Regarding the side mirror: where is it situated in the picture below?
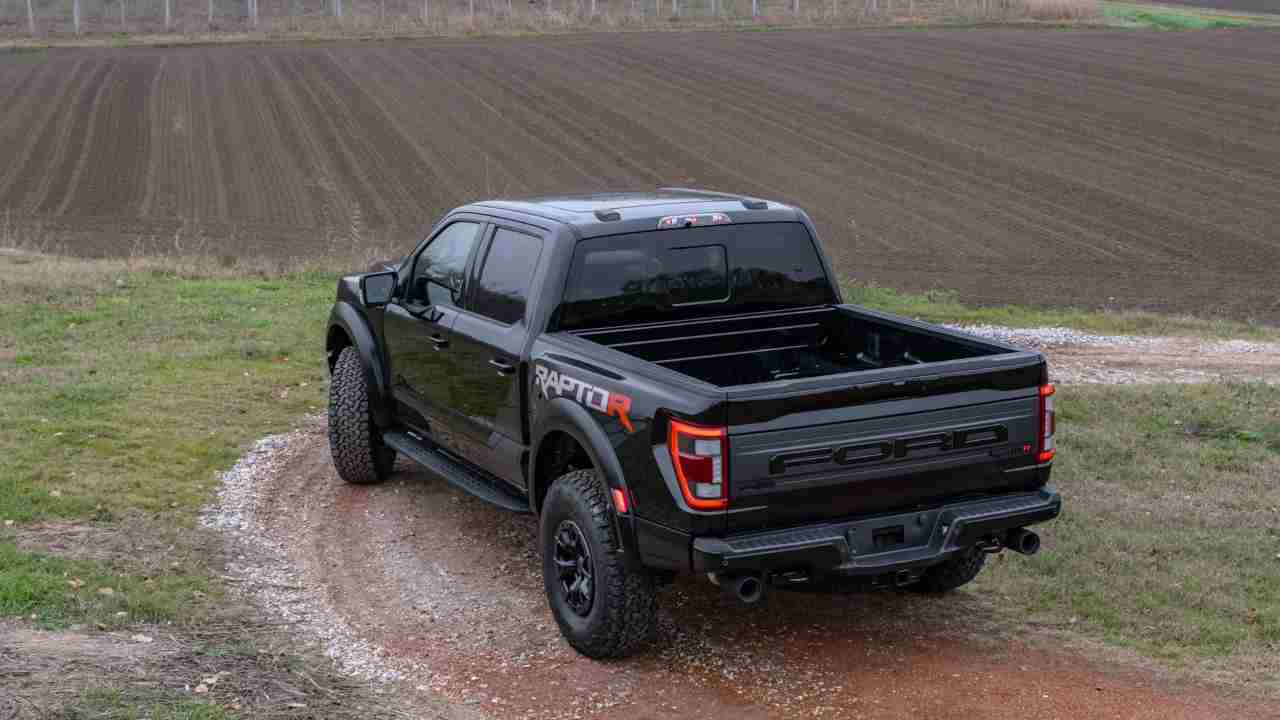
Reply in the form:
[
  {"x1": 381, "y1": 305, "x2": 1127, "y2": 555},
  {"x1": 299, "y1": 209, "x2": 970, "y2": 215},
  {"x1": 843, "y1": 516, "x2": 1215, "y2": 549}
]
[{"x1": 361, "y1": 271, "x2": 397, "y2": 307}]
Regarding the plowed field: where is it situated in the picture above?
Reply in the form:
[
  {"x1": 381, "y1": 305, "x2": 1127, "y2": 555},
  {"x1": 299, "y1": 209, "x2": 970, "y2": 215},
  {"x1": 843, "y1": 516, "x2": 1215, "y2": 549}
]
[{"x1": 2, "y1": 30, "x2": 1279, "y2": 321}]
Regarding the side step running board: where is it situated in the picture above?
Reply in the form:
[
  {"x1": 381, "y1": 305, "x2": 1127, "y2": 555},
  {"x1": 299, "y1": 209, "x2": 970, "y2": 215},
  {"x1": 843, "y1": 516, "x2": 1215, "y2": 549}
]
[{"x1": 383, "y1": 431, "x2": 531, "y2": 514}]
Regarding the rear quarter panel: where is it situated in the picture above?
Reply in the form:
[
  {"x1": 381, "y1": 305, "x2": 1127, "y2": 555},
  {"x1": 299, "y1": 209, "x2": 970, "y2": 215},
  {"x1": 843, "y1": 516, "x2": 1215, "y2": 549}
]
[{"x1": 529, "y1": 333, "x2": 727, "y2": 534}]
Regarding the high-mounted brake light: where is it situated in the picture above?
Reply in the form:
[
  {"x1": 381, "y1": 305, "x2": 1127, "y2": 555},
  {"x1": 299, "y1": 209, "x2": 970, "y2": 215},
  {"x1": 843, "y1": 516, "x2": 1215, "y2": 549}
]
[
  {"x1": 657, "y1": 213, "x2": 731, "y2": 229},
  {"x1": 668, "y1": 419, "x2": 728, "y2": 511},
  {"x1": 1037, "y1": 383, "x2": 1056, "y2": 464}
]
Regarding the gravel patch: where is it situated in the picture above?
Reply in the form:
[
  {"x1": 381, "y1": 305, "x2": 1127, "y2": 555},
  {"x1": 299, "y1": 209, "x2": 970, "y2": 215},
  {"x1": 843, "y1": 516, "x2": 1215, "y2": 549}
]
[
  {"x1": 1198, "y1": 339, "x2": 1280, "y2": 355},
  {"x1": 200, "y1": 424, "x2": 402, "y2": 685},
  {"x1": 945, "y1": 324, "x2": 1171, "y2": 349}
]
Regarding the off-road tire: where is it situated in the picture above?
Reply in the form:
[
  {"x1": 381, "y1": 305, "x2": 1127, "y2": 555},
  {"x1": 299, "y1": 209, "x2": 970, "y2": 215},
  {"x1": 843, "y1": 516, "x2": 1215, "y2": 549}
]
[
  {"x1": 328, "y1": 346, "x2": 395, "y2": 485},
  {"x1": 541, "y1": 469, "x2": 657, "y2": 659},
  {"x1": 911, "y1": 546, "x2": 986, "y2": 593}
]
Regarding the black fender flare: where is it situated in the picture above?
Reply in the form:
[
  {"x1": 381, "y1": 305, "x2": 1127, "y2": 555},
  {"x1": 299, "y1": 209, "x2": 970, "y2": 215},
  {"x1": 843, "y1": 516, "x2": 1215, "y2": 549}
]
[
  {"x1": 530, "y1": 398, "x2": 643, "y2": 567},
  {"x1": 530, "y1": 397, "x2": 628, "y2": 508},
  {"x1": 326, "y1": 301, "x2": 393, "y2": 428}
]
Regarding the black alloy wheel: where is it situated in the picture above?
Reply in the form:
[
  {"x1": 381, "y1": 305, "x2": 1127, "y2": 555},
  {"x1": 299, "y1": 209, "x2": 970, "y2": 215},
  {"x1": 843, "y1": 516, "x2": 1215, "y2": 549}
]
[{"x1": 554, "y1": 520, "x2": 595, "y2": 617}]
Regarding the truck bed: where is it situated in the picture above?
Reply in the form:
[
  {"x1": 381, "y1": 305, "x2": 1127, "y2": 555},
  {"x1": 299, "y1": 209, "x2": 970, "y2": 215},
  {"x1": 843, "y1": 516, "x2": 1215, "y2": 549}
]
[
  {"x1": 571, "y1": 306, "x2": 1006, "y2": 388},
  {"x1": 570, "y1": 304, "x2": 1046, "y2": 530}
]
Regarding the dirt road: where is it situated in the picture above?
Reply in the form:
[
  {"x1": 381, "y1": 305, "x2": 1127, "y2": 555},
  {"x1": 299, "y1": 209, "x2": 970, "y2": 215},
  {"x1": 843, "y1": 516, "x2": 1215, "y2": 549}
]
[
  {"x1": 207, "y1": 424, "x2": 1269, "y2": 720},
  {"x1": 209, "y1": 323, "x2": 1280, "y2": 719}
]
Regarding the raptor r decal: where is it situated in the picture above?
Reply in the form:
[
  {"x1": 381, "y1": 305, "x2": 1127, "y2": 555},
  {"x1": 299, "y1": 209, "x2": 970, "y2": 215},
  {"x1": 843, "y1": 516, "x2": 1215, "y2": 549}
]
[{"x1": 535, "y1": 364, "x2": 634, "y2": 433}]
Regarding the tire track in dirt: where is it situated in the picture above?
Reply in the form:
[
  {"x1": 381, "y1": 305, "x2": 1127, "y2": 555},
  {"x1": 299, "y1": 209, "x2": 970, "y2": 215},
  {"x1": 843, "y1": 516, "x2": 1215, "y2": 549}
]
[
  {"x1": 138, "y1": 55, "x2": 168, "y2": 219},
  {"x1": 744, "y1": 36, "x2": 1280, "y2": 253},
  {"x1": 36, "y1": 59, "x2": 120, "y2": 216},
  {"x1": 693, "y1": 37, "x2": 1262, "y2": 267},
  {"x1": 53, "y1": 56, "x2": 156, "y2": 218},
  {"x1": 191, "y1": 57, "x2": 231, "y2": 222},
  {"x1": 257, "y1": 52, "x2": 355, "y2": 245},
  {"x1": 0, "y1": 58, "x2": 99, "y2": 212}
]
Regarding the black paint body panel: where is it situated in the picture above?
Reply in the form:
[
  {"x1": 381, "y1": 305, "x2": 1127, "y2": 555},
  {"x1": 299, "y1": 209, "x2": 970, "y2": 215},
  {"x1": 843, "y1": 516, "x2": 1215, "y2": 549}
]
[{"x1": 324, "y1": 190, "x2": 1059, "y2": 579}]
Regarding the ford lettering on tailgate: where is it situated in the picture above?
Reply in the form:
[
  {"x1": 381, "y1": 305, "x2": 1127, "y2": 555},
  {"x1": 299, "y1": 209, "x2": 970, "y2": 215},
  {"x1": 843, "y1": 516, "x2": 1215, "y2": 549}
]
[{"x1": 768, "y1": 424, "x2": 1009, "y2": 476}]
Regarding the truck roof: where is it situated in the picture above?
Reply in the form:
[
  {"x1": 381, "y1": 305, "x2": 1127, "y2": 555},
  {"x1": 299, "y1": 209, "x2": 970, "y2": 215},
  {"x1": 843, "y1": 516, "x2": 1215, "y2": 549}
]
[{"x1": 464, "y1": 188, "x2": 805, "y2": 239}]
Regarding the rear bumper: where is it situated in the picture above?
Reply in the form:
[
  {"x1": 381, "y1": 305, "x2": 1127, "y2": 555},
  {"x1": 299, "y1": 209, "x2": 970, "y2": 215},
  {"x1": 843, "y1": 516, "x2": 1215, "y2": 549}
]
[{"x1": 691, "y1": 486, "x2": 1061, "y2": 577}]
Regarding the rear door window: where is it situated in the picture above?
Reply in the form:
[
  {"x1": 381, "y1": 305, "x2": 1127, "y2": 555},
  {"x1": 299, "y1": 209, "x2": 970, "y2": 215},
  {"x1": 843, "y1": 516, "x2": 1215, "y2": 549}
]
[{"x1": 469, "y1": 227, "x2": 543, "y2": 325}]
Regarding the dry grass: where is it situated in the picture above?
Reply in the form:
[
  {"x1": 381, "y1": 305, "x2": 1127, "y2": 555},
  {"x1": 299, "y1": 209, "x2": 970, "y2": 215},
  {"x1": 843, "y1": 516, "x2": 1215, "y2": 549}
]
[
  {"x1": 1018, "y1": 0, "x2": 1097, "y2": 19},
  {"x1": 0, "y1": 214, "x2": 401, "y2": 289}
]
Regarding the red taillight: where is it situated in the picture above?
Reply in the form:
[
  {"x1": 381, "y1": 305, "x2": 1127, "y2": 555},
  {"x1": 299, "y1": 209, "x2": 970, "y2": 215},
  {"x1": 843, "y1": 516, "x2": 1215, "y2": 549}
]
[
  {"x1": 669, "y1": 419, "x2": 728, "y2": 511},
  {"x1": 1037, "y1": 383, "x2": 1056, "y2": 464},
  {"x1": 611, "y1": 488, "x2": 629, "y2": 514}
]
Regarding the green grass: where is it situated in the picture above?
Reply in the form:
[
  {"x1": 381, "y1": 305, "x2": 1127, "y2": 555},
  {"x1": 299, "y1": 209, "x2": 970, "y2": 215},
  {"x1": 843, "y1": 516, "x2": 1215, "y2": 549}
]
[
  {"x1": 0, "y1": 542, "x2": 211, "y2": 630},
  {"x1": 1101, "y1": 1, "x2": 1279, "y2": 28},
  {"x1": 67, "y1": 689, "x2": 231, "y2": 720},
  {"x1": 844, "y1": 281, "x2": 1279, "y2": 340},
  {"x1": 978, "y1": 382, "x2": 1280, "y2": 666},
  {"x1": 0, "y1": 255, "x2": 333, "y2": 641},
  {"x1": 0, "y1": 266, "x2": 333, "y2": 523}
]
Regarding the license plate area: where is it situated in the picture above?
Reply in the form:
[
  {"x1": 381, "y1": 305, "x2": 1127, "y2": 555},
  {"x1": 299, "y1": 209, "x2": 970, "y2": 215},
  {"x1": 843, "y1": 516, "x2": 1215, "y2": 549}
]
[{"x1": 872, "y1": 524, "x2": 905, "y2": 549}]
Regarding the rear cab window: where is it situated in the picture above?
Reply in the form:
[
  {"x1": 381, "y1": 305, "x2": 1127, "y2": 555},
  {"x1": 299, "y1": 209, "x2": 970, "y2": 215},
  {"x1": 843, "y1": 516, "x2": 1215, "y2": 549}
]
[{"x1": 557, "y1": 222, "x2": 836, "y2": 331}]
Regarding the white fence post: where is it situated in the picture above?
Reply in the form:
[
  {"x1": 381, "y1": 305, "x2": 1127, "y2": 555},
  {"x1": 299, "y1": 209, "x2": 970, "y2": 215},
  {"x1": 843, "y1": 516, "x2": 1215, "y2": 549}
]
[
  {"x1": 74, "y1": 0, "x2": 82, "y2": 33},
  {"x1": 423, "y1": 0, "x2": 429, "y2": 22},
  {"x1": 334, "y1": 0, "x2": 343, "y2": 19},
  {"x1": 164, "y1": 0, "x2": 171, "y2": 28},
  {"x1": 26, "y1": 0, "x2": 36, "y2": 35},
  {"x1": 119, "y1": 0, "x2": 126, "y2": 28},
  {"x1": 751, "y1": 0, "x2": 757, "y2": 15},
  {"x1": 208, "y1": 0, "x2": 214, "y2": 25}
]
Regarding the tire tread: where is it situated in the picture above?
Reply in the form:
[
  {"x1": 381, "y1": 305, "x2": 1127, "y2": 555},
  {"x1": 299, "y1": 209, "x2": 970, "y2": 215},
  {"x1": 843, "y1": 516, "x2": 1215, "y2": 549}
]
[
  {"x1": 328, "y1": 346, "x2": 392, "y2": 485},
  {"x1": 543, "y1": 469, "x2": 656, "y2": 658}
]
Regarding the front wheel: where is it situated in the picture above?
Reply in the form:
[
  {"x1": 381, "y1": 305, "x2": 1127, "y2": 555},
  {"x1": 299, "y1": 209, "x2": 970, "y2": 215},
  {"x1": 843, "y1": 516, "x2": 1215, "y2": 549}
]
[
  {"x1": 328, "y1": 346, "x2": 395, "y2": 484},
  {"x1": 540, "y1": 469, "x2": 656, "y2": 659}
]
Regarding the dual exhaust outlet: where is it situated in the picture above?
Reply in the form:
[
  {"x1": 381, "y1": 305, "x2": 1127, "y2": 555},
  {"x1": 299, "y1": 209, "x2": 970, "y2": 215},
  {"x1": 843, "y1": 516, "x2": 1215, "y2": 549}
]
[{"x1": 711, "y1": 527, "x2": 1041, "y2": 606}]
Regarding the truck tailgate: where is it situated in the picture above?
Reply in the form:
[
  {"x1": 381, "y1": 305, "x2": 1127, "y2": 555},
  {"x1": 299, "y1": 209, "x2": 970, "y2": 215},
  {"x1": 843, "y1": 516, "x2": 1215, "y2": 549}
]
[{"x1": 724, "y1": 358, "x2": 1046, "y2": 531}]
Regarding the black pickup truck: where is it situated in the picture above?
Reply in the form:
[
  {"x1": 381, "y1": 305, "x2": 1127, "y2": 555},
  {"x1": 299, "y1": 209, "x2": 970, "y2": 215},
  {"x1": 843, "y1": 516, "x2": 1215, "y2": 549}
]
[{"x1": 325, "y1": 189, "x2": 1061, "y2": 658}]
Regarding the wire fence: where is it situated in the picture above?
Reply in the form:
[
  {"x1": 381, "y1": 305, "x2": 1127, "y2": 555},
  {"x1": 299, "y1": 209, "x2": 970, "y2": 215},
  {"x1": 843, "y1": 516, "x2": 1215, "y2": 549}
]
[{"x1": 1, "y1": 0, "x2": 1086, "y2": 37}]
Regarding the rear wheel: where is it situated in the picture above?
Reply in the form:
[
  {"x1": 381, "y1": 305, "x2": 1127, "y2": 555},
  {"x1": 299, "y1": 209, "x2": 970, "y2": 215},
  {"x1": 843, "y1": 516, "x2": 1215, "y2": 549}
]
[
  {"x1": 328, "y1": 346, "x2": 395, "y2": 485},
  {"x1": 910, "y1": 546, "x2": 986, "y2": 593},
  {"x1": 540, "y1": 469, "x2": 657, "y2": 659}
]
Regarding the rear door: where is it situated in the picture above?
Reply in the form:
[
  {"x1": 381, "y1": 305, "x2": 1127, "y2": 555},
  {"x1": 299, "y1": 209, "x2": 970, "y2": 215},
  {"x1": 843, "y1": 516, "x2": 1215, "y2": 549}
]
[
  {"x1": 723, "y1": 357, "x2": 1046, "y2": 532},
  {"x1": 448, "y1": 224, "x2": 546, "y2": 487},
  {"x1": 383, "y1": 220, "x2": 484, "y2": 452}
]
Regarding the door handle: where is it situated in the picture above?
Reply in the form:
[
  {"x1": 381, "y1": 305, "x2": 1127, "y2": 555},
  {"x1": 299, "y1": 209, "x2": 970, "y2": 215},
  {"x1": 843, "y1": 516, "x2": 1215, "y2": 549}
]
[
  {"x1": 429, "y1": 333, "x2": 449, "y2": 350},
  {"x1": 489, "y1": 358, "x2": 516, "y2": 376}
]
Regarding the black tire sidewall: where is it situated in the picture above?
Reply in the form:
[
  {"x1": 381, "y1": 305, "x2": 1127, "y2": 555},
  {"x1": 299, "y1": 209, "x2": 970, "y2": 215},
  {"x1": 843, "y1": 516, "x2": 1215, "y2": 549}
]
[{"x1": 540, "y1": 477, "x2": 611, "y2": 640}]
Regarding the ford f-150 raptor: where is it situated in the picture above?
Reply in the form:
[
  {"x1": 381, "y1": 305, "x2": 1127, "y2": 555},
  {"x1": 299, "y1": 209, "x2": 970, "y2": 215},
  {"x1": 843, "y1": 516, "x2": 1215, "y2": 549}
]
[{"x1": 325, "y1": 189, "x2": 1062, "y2": 658}]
